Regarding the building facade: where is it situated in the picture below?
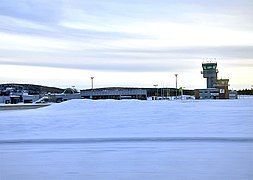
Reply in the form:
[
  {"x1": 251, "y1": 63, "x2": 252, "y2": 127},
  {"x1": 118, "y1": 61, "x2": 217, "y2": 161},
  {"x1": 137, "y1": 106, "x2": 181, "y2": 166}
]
[{"x1": 81, "y1": 88, "x2": 147, "y2": 100}]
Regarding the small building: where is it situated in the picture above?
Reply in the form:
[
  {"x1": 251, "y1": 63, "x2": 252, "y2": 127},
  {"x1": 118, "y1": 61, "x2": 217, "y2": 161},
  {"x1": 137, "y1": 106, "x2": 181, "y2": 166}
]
[
  {"x1": 36, "y1": 88, "x2": 82, "y2": 103},
  {"x1": 214, "y1": 79, "x2": 230, "y2": 99},
  {"x1": 0, "y1": 94, "x2": 40, "y2": 104},
  {"x1": 195, "y1": 88, "x2": 219, "y2": 99},
  {"x1": 229, "y1": 90, "x2": 238, "y2": 99},
  {"x1": 81, "y1": 88, "x2": 147, "y2": 100},
  {"x1": 23, "y1": 93, "x2": 40, "y2": 103},
  {"x1": 0, "y1": 88, "x2": 40, "y2": 104}
]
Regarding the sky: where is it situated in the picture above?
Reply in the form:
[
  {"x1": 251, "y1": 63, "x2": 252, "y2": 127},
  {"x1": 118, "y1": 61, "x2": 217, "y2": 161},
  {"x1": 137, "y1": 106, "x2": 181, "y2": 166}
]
[{"x1": 0, "y1": 0, "x2": 253, "y2": 90}]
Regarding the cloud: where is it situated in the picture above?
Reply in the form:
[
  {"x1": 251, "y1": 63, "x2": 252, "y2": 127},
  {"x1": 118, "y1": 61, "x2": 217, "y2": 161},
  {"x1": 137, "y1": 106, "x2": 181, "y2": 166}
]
[
  {"x1": 0, "y1": 0, "x2": 62, "y2": 23},
  {"x1": 1, "y1": 46, "x2": 253, "y2": 73},
  {"x1": 0, "y1": 0, "x2": 252, "y2": 89}
]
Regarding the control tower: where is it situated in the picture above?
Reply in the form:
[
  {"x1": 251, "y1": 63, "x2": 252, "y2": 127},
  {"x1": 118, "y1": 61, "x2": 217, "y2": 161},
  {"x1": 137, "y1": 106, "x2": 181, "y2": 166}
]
[{"x1": 201, "y1": 62, "x2": 218, "y2": 88}]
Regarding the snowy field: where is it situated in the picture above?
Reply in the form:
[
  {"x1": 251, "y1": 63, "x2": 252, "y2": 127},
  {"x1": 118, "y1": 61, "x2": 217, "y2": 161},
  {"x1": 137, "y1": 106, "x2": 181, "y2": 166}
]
[{"x1": 0, "y1": 98, "x2": 253, "y2": 180}]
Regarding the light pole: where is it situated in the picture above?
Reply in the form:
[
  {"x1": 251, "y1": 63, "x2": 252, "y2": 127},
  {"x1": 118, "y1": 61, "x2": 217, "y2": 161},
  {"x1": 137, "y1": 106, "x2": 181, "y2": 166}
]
[
  {"x1": 153, "y1": 84, "x2": 158, "y2": 99},
  {"x1": 91, "y1": 77, "x2": 94, "y2": 90},
  {"x1": 175, "y1": 74, "x2": 178, "y2": 100}
]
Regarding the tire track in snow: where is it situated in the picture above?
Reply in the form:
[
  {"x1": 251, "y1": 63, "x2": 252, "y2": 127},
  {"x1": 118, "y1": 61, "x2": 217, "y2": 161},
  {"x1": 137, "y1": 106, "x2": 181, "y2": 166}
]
[{"x1": 0, "y1": 137, "x2": 253, "y2": 145}]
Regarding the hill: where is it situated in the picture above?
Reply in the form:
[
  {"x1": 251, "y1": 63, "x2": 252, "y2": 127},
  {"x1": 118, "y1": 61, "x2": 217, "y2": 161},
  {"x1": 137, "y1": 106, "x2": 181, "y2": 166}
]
[{"x1": 0, "y1": 83, "x2": 63, "y2": 95}]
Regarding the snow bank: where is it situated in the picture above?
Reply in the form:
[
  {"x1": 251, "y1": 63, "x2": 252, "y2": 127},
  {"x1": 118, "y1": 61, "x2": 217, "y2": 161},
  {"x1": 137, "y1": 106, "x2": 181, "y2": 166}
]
[
  {"x1": 0, "y1": 99, "x2": 252, "y2": 140},
  {"x1": 1, "y1": 99, "x2": 253, "y2": 180}
]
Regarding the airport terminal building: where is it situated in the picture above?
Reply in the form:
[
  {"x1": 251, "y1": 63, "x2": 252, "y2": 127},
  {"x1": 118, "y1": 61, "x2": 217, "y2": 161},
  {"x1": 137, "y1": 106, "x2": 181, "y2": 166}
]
[{"x1": 81, "y1": 88, "x2": 147, "y2": 100}]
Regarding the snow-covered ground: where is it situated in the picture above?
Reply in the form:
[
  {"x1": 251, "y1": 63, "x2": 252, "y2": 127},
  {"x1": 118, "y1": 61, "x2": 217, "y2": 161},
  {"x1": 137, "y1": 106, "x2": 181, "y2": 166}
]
[{"x1": 0, "y1": 99, "x2": 253, "y2": 180}]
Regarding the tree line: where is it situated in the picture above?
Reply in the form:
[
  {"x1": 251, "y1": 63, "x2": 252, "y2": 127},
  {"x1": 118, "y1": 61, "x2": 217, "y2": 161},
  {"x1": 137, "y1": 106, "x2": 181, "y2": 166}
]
[{"x1": 237, "y1": 89, "x2": 253, "y2": 95}]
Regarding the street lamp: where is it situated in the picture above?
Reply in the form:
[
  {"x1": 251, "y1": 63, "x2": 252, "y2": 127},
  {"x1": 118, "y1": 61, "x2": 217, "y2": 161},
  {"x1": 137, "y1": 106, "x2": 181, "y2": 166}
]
[
  {"x1": 175, "y1": 74, "x2": 178, "y2": 100},
  {"x1": 153, "y1": 84, "x2": 158, "y2": 99},
  {"x1": 91, "y1": 77, "x2": 94, "y2": 90}
]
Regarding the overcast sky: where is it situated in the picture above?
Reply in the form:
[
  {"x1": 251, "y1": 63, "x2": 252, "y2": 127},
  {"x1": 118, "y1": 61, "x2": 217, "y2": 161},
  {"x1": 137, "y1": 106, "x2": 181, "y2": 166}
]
[{"x1": 0, "y1": 0, "x2": 253, "y2": 89}]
